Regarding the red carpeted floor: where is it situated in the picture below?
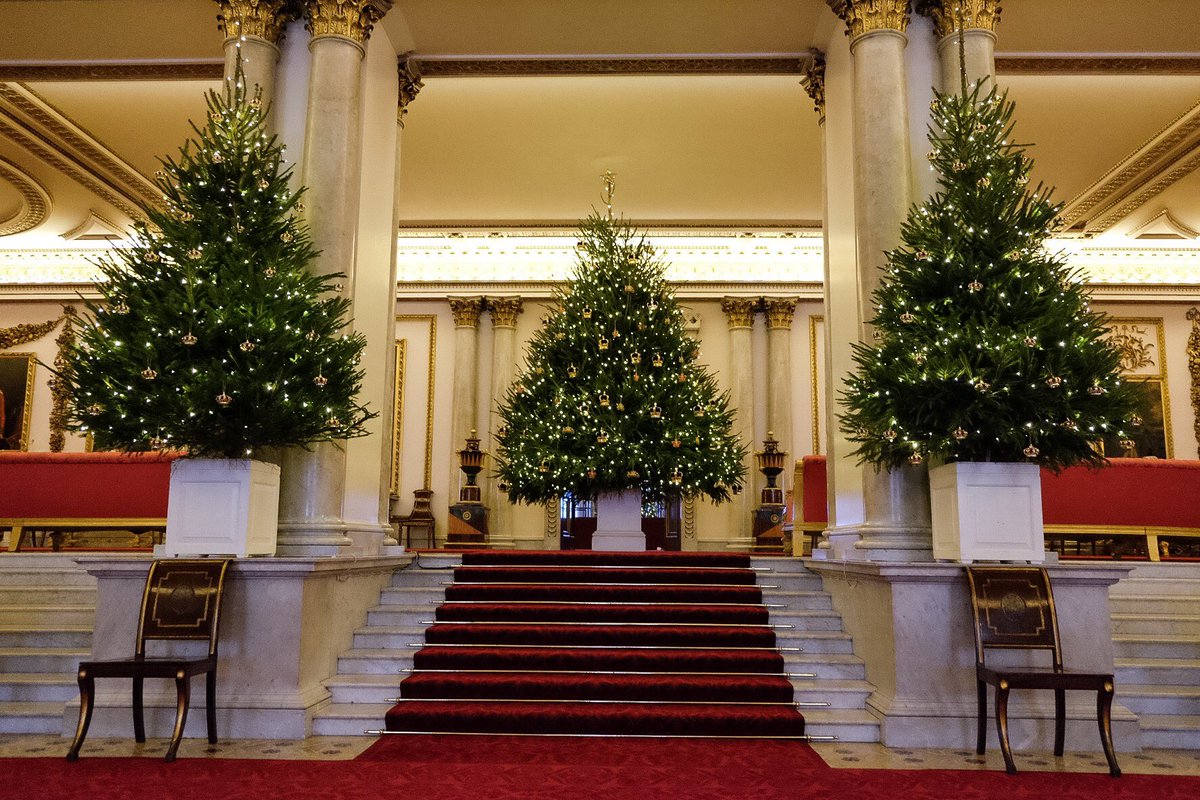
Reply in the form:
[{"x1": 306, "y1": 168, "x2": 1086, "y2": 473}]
[
  {"x1": 18, "y1": 735, "x2": 1200, "y2": 800},
  {"x1": 385, "y1": 549, "x2": 806, "y2": 737}
]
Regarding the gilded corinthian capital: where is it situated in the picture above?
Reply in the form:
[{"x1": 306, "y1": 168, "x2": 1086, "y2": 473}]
[
  {"x1": 827, "y1": 0, "x2": 911, "y2": 40},
  {"x1": 303, "y1": 0, "x2": 392, "y2": 44},
  {"x1": 914, "y1": 0, "x2": 1002, "y2": 37},
  {"x1": 721, "y1": 297, "x2": 757, "y2": 329},
  {"x1": 449, "y1": 297, "x2": 484, "y2": 329},
  {"x1": 215, "y1": 0, "x2": 299, "y2": 44},
  {"x1": 488, "y1": 297, "x2": 524, "y2": 329},
  {"x1": 801, "y1": 49, "x2": 827, "y2": 126},
  {"x1": 764, "y1": 298, "x2": 798, "y2": 331}
]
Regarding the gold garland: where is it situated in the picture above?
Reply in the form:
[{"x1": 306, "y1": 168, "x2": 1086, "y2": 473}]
[
  {"x1": 0, "y1": 315, "x2": 63, "y2": 350},
  {"x1": 1187, "y1": 308, "x2": 1200, "y2": 454},
  {"x1": 47, "y1": 306, "x2": 78, "y2": 452}
]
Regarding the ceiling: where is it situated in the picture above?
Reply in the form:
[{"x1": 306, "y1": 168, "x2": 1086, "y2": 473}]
[{"x1": 1, "y1": 0, "x2": 1199, "y2": 283}]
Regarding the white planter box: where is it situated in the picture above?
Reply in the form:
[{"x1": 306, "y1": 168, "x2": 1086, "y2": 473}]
[
  {"x1": 929, "y1": 462, "x2": 1045, "y2": 563},
  {"x1": 163, "y1": 459, "x2": 280, "y2": 557},
  {"x1": 592, "y1": 491, "x2": 646, "y2": 551}
]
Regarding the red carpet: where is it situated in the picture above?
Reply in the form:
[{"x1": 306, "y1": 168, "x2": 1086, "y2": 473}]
[
  {"x1": 20, "y1": 735, "x2": 1199, "y2": 800},
  {"x1": 385, "y1": 549, "x2": 806, "y2": 737}
]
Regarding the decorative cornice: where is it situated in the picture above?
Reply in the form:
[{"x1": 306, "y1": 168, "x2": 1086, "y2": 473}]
[
  {"x1": 417, "y1": 56, "x2": 810, "y2": 78},
  {"x1": 721, "y1": 297, "x2": 758, "y2": 329},
  {"x1": 914, "y1": 0, "x2": 1001, "y2": 38},
  {"x1": 0, "y1": 62, "x2": 224, "y2": 82},
  {"x1": 764, "y1": 297, "x2": 799, "y2": 330},
  {"x1": 801, "y1": 49, "x2": 826, "y2": 126},
  {"x1": 448, "y1": 296, "x2": 484, "y2": 328},
  {"x1": 398, "y1": 54, "x2": 423, "y2": 118},
  {"x1": 0, "y1": 157, "x2": 51, "y2": 236},
  {"x1": 995, "y1": 56, "x2": 1200, "y2": 76},
  {"x1": 0, "y1": 313, "x2": 62, "y2": 350},
  {"x1": 216, "y1": 0, "x2": 300, "y2": 44},
  {"x1": 303, "y1": 0, "x2": 392, "y2": 45},
  {"x1": 827, "y1": 0, "x2": 911, "y2": 40},
  {"x1": 487, "y1": 296, "x2": 523, "y2": 329}
]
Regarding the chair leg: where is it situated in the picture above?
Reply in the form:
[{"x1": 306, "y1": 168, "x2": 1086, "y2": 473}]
[
  {"x1": 1054, "y1": 688, "x2": 1066, "y2": 757},
  {"x1": 995, "y1": 681, "x2": 1016, "y2": 775},
  {"x1": 206, "y1": 669, "x2": 217, "y2": 744},
  {"x1": 165, "y1": 673, "x2": 190, "y2": 763},
  {"x1": 66, "y1": 670, "x2": 94, "y2": 762},
  {"x1": 976, "y1": 680, "x2": 987, "y2": 754},
  {"x1": 132, "y1": 676, "x2": 145, "y2": 743},
  {"x1": 1097, "y1": 684, "x2": 1121, "y2": 778}
]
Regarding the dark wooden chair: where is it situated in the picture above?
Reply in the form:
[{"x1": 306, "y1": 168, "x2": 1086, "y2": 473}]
[
  {"x1": 66, "y1": 559, "x2": 231, "y2": 763},
  {"x1": 965, "y1": 566, "x2": 1120, "y2": 777}
]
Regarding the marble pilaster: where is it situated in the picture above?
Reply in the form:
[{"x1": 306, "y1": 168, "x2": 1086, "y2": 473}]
[
  {"x1": 487, "y1": 297, "x2": 523, "y2": 541},
  {"x1": 763, "y1": 298, "x2": 797, "y2": 470},
  {"x1": 916, "y1": 0, "x2": 1001, "y2": 92},
  {"x1": 721, "y1": 297, "x2": 757, "y2": 543}
]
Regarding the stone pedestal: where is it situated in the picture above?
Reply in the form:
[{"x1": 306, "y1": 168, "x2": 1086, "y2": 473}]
[
  {"x1": 805, "y1": 560, "x2": 1141, "y2": 751},
  {"x1": 594, "y1": 491, "x2": 645, "y2": 551},
  {"x1": 66, "y1": 555, "x2": 410, "y2": 739}
]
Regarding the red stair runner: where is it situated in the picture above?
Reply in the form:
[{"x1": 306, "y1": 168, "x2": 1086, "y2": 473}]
[{"x1": 385, "y1": 550, "x2": 806, "y2": 738}]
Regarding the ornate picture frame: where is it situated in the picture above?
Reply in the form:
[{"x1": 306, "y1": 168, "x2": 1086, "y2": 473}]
[
  {"x1": 0, "y1": 352, "x2": 35, "y2": 450},
  {"x1": 1102, "y1": 317, "x2": 1172, "y2": 458}
]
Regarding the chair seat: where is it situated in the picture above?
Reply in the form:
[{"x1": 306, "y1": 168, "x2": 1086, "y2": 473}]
[
  {"x1": 978, "y1": 665, "x2": 1113, "y2": 691},
  {"x1": 80, "y1": 655, "x2": 217, "y2": 680}
]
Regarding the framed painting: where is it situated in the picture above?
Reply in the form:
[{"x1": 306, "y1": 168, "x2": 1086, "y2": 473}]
[
  {"x1": 0, "y1": 352, "x2": 35, "y2": 451},
  {"x1": 1101, "y1": 318, "x2": 1172, "y2": 459}
]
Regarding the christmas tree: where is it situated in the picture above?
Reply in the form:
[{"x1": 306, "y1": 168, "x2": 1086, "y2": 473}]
[
  {"x1": 58, "y1": 78, "x2": 373, "y2": 459},
  {"x1": 840, "y1": 81, "x2": 1141, "y2": 471},
  {"x1": 496, "y1": 207, "x2": 745, "y2": 505}
]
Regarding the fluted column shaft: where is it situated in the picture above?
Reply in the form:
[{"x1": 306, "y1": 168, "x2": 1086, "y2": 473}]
[
  {"x1": 215, "y1": 1, "x2": 297, "y2": 127},
  {"x1": 722, "y1": 298, "x2": 757, "y2": 542},
  {"x1": 448, "y1": 298, "x2": 484, "y2": 514},
  {"x1": 487, "y1": 297, "x2": 522, "y2": 540},
  {"x1": 764, "y1": 299, "x2": 797, "y2": 468}
]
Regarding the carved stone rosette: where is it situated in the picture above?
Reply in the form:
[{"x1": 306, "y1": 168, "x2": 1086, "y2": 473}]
[
  {"x1": 721, "y1": 297, "x2": 757, "y2": 329},
  {"x1": 398, "y1": 54, "x2": 424, "y2": 119},
  {"x1": 0, "y1": 314, "x2": 62, "y2": 350},
  {"x1": 1188, "y1": 308, "x2": 1200, "y2": 452},
  {"x1": 914, "y1": 0, "x2": 1002, "y2": 37},
  {"x1": 449, "y1": 297, "x2": 484, "y2": 329},
  {"x1": 488, "y1": 297, "x2": 523, "y2": 329},
  {"x1": 801, "y1": 49, "x2": 827, "y2": 126},
  {"x1": 764, "y1": 298, "x2": 798, "y2": 331},
  {"x1": 47, "y1": 306, "x2": 77, "y2": 452},
  {"x1": 303, "y1": 0, "x2": 392, "y2": 44},
  {"x1": 215, "y1": 0, "x2": 299, "y2": 44},
  {"x1": 827, "y1": 0, "x2": 911, "y2": 40}
]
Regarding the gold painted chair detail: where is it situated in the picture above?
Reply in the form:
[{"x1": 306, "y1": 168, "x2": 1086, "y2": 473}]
[{"x1": 66, "y1": 559, "x2": 232, "y2": 763}]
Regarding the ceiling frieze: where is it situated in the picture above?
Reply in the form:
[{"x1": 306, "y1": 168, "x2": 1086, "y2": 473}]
[
  {"x1": 0, "y1": 157, "x2": 52, "y2": 236},
  {"x1": 995, "y1": 56, "x2": 1200, "y2": 75},
  {"x1": 416, "y1": 56, "x2": 812, "y2": 78},
  {"x1": 0, "y1": 62, "x2": 224, "y2": 82}
]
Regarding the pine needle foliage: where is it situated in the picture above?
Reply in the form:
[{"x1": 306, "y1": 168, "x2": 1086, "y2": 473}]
[
  {"x1": 496, "y1": 214, "x2": 746, "y2": 504},
  {"x1": 57, "y1": 80, "x2": 374, "y2": 459},
  {"x1": 840, "y1": 82, "x2": 1141, "y2": 471}
]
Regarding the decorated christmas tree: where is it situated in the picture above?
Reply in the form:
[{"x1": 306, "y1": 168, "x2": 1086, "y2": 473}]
[
  {"x1": 496, "y1": 195, "x2": 745, "y2": 505},
  {"x1": 840, "y1": 81, "x2": 1141, "y2": 471},
  {"x1": 58, "y1": 78, "x2": 373, "y2": 459}
]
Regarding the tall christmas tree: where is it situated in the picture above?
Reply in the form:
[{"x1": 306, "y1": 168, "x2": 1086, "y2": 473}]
[
  {"x1": 496, "y1": 197, "x2": 745, "y2": 505},
  {"x1": 58, "y1": 77, "x2": 373, "y2": 458},
  {"x1": 840, "y1": 80, "x2": 1140, "y2": 471}
]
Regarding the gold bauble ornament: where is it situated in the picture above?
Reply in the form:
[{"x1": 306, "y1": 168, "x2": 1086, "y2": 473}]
[
  {"x1": 1023, "y1": 444, "x2": 1040, "y2": 458},
  {"x1": 181, "y1": 332, "x2": 198, "y2": 346},
  {"x1": 952, "y1": 427, "x2": 968, "y2": 441},
  {"x1": 187, "y1": 248, "x2": 202, "y2": 260},
  {"x1": 967, "y1": 280, "x2": 983, "y2": 293},
  {"x1": 240, "y1": 340, "x2": 255, "y2": 352},
  {"x1": 314, "y1": 375, "x2": 328, "y2": 388},
  {"x1": 140, "y1": 368, "x2": 157, "y2": 381},
  {"x1": 215, "y1": 392, "x2": 233, "y2": 407}
]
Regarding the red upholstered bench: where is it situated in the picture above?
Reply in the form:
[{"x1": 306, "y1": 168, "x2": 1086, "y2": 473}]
[
  {"x1": 0, "y1": 452, "x2": 177, "y2": 552},
  {"x1": 794, "y1": 455, "x2": 1200, "y2": 561}
]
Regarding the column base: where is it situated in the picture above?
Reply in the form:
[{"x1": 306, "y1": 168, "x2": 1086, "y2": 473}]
[
  {"x1": 818, "y1": 522, "x2": 933, "y2": 562},
  {"x1": 275, "y1": 521, "x2": 354, "y2": 557}
]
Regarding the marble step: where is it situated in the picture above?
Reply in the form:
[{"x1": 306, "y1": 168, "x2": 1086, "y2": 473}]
[
  {"x1": 1114, "y1": 658, "x2": 1200, "y2": 686},
  {"x1": 378, "y1": 586, "x2": 448, "y2": 605},
  {"x1": 1108, "y1": 594, "x2": 1200, "y2": 615},
  {"x1": 0, "y1": 605, "x2": 95, "y2": 627},
  {"x1": 1117, "y1": 684, "x2": 1200, "y2": 716},
  {"x1": 0, "y1": 646, "x2": 87, "y2": 673},
  {"x1": 784, "y1": 653, "x2": 867, "y2": 681},
  {"x1": 1111, "y1": 613, "x2": 1200, "y2": 636},
  {"x1": 0, "y1": 701, "x2": 68, "y2": 734},
  {"x1": 0, "y1": 586, "x2": 96, "y2": 606},
  {"x1": 1136, "y1": 714, "x2": 1200, "y2": 750},
  {"x1": 311, "y1": 702, "x2": 393, "y2": 737},
  {"x1": 798, "y1": 708, "x2": 880, "y2": 743},
  {"x1": 760, "y1": 590, "x2": 834, "y2": 609},
  {"x1": 1113, "y1": 634, "x2": 1200, "y2": 661},
  {"x1": 0, "y1": 626, "x2": 91, "y2": 649},
  {"x1": 352, "y1": 626, "x2": 436, "y2": 650},
  {"x1": 0, "y1": 567, "x2": 96, "y2": 587},
  {"x1": 337, "y1": 648, "x2": 417, "y2": 675},
  {"x1": 0, "y1": 672, "x2": 78, "y2": 703}
]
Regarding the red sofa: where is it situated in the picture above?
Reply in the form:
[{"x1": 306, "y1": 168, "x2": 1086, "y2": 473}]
[
  {"x1": 794, "y1": 455, "x2": 1200, "y2": 560},
  {"x1": 0, "y1": 451, "x2": 177, "y2": 551}
]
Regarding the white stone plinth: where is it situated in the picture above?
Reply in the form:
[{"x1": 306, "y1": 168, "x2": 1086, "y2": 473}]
[
  {"x1": 930, "y1": 462, "x2": 1044, "y2": 563},
  {"x1": 163, "y1": 459, "x2": 280, "y2": 558},
  {"x1": 593, "y1": 491, "x2": 645, "y2": 551}
]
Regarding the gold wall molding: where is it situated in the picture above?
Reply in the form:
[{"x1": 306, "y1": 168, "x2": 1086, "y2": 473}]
[
  {"x1": 0, "y1": 83, "x2": 159, "y2": 221},
  {"x1": 1061, "y1": 97, "x2": 1200, "y2": 234},
  {"x1": 543, "y1": 500, "x2": 561, "y2": 548},
  {"x1": 995, "y1": 57, "x2": 1200, "y2": 76},
  {"x1": 0, "y1": 62, "x2": 224, "y2": 82},
  {"x1": 216, "y1": 0, "x2": 300, "y2": 44},
  {"x1": 389, "y1": 338, "x2": 406, "y2": 495},
  {"x1": 801, "y1": 49, "x2": 826, "y2": 126},
  {"x1": 1189, "y1": 308, "x2": 1200, "y2": 454},
  {"x1": 809, "y1": 315, "x2": 824, "y2": 454},
  {"x1": 1107, "y1": 316, "x2": 1173, "y2": 458},
  {"x1": 0, "y1": 313, "x2": 62, "y2": 350},
  {"x1": 303, "y1": 0, "x2": 392, "y2": 44},
  {"x1": 395, "y1": 314, "x2": 437, "y2": 489},
  {"x1": 764, "y1": 297, "x2": 799, "y2": 330},
  {"x1": 683, "y1": 496, "x2": 697, "y2": 541},
  {"x1": 914, "y1": 0, "x2": 1001, "y2": 37},
  {"x1": 47, "y1": 305, "x2": 77, "y2": 452},
  {"x1": 0, "y1": 157, "x2": 51, "y2": 237},
  {"x1": 827, "y1": 0, "x2": 911, "y2": 40},
  {"x1": 448, "y1": 296, "x2": 484, "y2": 328},
  {"x1": 0, "y1": 351, "x2": 36, "y2": 450},
  {"x1": 721, "y1": 297, "x2": 757, "y2": 329},
  {"x1": 488, "y1": 297, "x2": 523, "y2": 329},
  {"x1": 417, "y1": 56, "x2": 811, "y2": 78}
]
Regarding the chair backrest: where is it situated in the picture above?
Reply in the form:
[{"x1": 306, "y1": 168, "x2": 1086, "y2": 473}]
[
  {"x1": 965, "y1": 566, "x2": 1063, "y2": 671},
  {"x1": 135, "y1": 559, "x2": 231, "y2": 658}
]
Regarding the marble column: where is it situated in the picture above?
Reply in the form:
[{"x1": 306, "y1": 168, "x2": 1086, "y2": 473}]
[
  {"x1": 487, "y1": 297, "x2": 523, "y2": 541},
  {"x1": 448, "y1": 297, "x2": 484, "y2": 514},
  {"x1": 763, "y1": 298, "x2": 797, "y2": 470},
  {"x1": 276, "y1": 0, "x2": 393, "y2": 556},
  {"x1": 214, "y1": 0, "x2": 296, "y2": 123},
  {"x1": 827, "y1": 0, "x2": 932, "y2": 560},
  {"x1": 916, "y1": 0, "x2": 1001, "y2": 93},
  {"x1": 721, "y1": 297, "x2": 757, "y2": 542}
]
